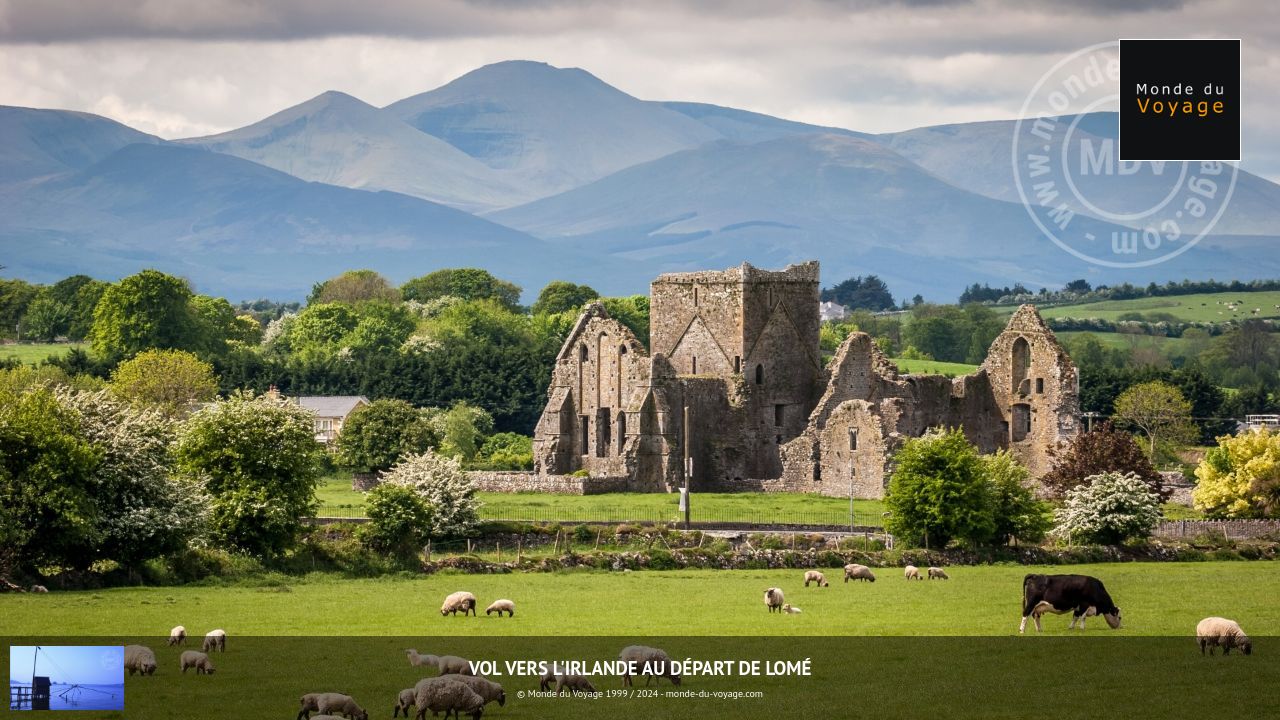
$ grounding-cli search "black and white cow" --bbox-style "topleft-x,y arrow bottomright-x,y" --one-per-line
1020,574 -> 1122,633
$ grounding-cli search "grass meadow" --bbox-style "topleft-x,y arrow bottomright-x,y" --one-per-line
0,341 -> 84,364
1018,291 -> 1280,323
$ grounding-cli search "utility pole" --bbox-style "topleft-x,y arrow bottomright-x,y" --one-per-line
681,404 -> 691,530
1084,411 -> 1099,433
848,428 -> 858,533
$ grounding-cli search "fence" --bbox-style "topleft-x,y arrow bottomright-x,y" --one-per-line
1154,519 -> 1280,540
312,504 -> 886,530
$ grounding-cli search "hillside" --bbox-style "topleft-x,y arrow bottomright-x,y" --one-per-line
999,291 -> 1280,323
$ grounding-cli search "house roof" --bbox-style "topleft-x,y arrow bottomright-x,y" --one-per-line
295,396 -> 369,418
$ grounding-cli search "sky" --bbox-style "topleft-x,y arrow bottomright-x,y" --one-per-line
0,0 -> 1277,178
9,645 -> 124,685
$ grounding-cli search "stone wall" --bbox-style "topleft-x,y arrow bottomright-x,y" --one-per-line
466,471 -> 629,495
1154,519 -> 1280,540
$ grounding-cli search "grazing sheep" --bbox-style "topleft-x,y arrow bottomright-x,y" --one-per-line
202,629 -> 226,653
405,650 -> 475,676
393,688 -> 416,718
123,645 -> 157,676
30,585 -> 48,593
485,599 -> 515,617
413,678 -> 486,720
904,565 -> 923,581
843,564 -> 876,583
782,604 -> 802,614
297,692 -> 369,720
179,650 -> 215,675
441,591 -> 478,617
555,674 -> 597,696
764,587 -> 785,613
619,645 -> 682,687
1196,617 -> 1253,656
168,625 -> 187,646
928,567 -> 950,580
448,675 -> 506,707
803,571 -> 829,587
406,649 -> 439,667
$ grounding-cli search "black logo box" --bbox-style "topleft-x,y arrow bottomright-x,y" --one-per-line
1120,39 -> 1240,162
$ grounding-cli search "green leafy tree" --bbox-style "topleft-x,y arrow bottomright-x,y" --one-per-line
21,293 -> 72,341
1041,422 -> 1164,498
1053,471 -> 1162,544
0,278 -> 38,341
360,483 -> 433,557
90,269 -> 198,359
109,349 -> 218,417
884,429 -> 995,547
335,399 -> 438,473
174,391 -> 321,557
401,268 -> 522,311
983,450 -> 1051,544
378,451 -> 480,538
429,402 -> 494,463
309,269 -> 400,305
600,295 -> 650,348
532,281 -> 600,315
1114,381 -> 1198,458
341,304 -> 416,357
286,303 -> 359,354
1193,429 -> 1280,518
474,432 -> 534,470
820,275 -> 895,311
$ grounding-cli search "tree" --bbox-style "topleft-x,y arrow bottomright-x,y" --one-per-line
110,349 -> 218,417
1053,472 -> 1161,544
474,432 -> 534,470
0,278 -> 38,341
21,293 -> 72,341
532,281 -> 600,315
360,483 -> 433,557
1064,279 -> 1092,293
820,275 -> 895,311
1113,381 -> 1198,457
983,450 -> 1051,544
429,402 -> 495,463
309,269 -> 400,305
600,295 -> 650,348
400,268 -> 522,311
174,391 -> 321,557
378,451 -> 480,538
1193,430 -> 1280,518
884,429 -> 995,547
334,399 -> 438,473
1041,422 -> 1164,498
90,269 -> 198,359
285,303 -> 358,354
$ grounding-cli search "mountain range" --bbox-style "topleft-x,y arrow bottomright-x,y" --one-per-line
2,59 -> 1277,301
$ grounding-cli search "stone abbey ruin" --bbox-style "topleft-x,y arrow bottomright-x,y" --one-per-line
531,262 -> 1079,498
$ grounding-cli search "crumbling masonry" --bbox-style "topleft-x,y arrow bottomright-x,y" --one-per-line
532,262 -> 1079,497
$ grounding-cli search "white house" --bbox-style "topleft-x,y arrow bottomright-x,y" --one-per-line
294,395 -> 369,443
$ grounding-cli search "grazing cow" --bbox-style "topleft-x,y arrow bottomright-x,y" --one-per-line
1020,574 -> 1121,633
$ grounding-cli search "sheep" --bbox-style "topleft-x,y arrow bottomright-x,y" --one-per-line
843,564 -> 876,583
123,645 -> 157,676
448,675 -> 506,708
393,688 -> 416,718
179,650 -> 215,675
297,692 -> 369,720
405,649 -> 474,676
1196,617 -> 1253,656
413,678 -> 486,720
485,599 -> 515,617
904,565 -> 923,581
554,674 -> 597,696
928,567 -> 950,580
441,591 -> 478,617
803,571 -> 828,587
782,604 -> 802,614
168,625 -> 187,646
764,587 -> 785,613
30,585 -> 48,593
202,629 -> 226,653
619,645 -> 682,687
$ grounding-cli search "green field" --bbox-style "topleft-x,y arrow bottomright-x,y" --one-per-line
1057,330 -> 1193,354
1008,291 -> 1280,323
0,341 -> 85,364
889,357 -> 979,376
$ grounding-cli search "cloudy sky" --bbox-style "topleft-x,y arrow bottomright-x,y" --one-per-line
2,0 -> 1276,178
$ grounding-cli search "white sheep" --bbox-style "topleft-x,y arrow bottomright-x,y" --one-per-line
297,692 -> 369,720
619,645 -> 681,687
179,650 -> 215,675
448,675 -> 506,707
764,587 -> 785,613
393,688 -> 416,718
441,591 -> 478,617
555,674 -> 597,696
412,678 -> 486,720
843,564 -> 876,583
928,567 -> 949,580
782,604 -> 802,614
904,565 -> 923,581
405,649 -> 474,676
803,571 -> 828,587
30,585 -> 48,593
168,625 -> 187,646
1196,617 -> 1253,656
124,645 -> 157,676
485,599 -> 515,617
202,629 -> 226,653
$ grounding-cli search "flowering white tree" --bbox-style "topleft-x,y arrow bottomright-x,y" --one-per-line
1053,471 -> 1162,545
380,451 -> 481,538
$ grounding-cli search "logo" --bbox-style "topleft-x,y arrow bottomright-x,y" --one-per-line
1012,41 -> 1237,268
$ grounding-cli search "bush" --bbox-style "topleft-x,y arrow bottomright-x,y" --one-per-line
360,484 -> 432,558
473,432 -> 534,470
379,451 -> 481,539
885,429 -> 994,547
983,450 -> 1051,545
1042,422 -> 1164,498
1053,472 -> 1162,545
1193,429 -> 1280,518
334,398 -> 437,473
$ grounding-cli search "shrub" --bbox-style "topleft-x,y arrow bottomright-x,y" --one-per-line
1053,471 -> 1162,545
361,484 -> 433,557
334,398 -> 437,473
379,451 -> 481,539
473,432 -> 534,470
1193,429 -> 1280,518
1042,422 -> 1164,498
885,429 -> 994,547
983,450 -> 1051,545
